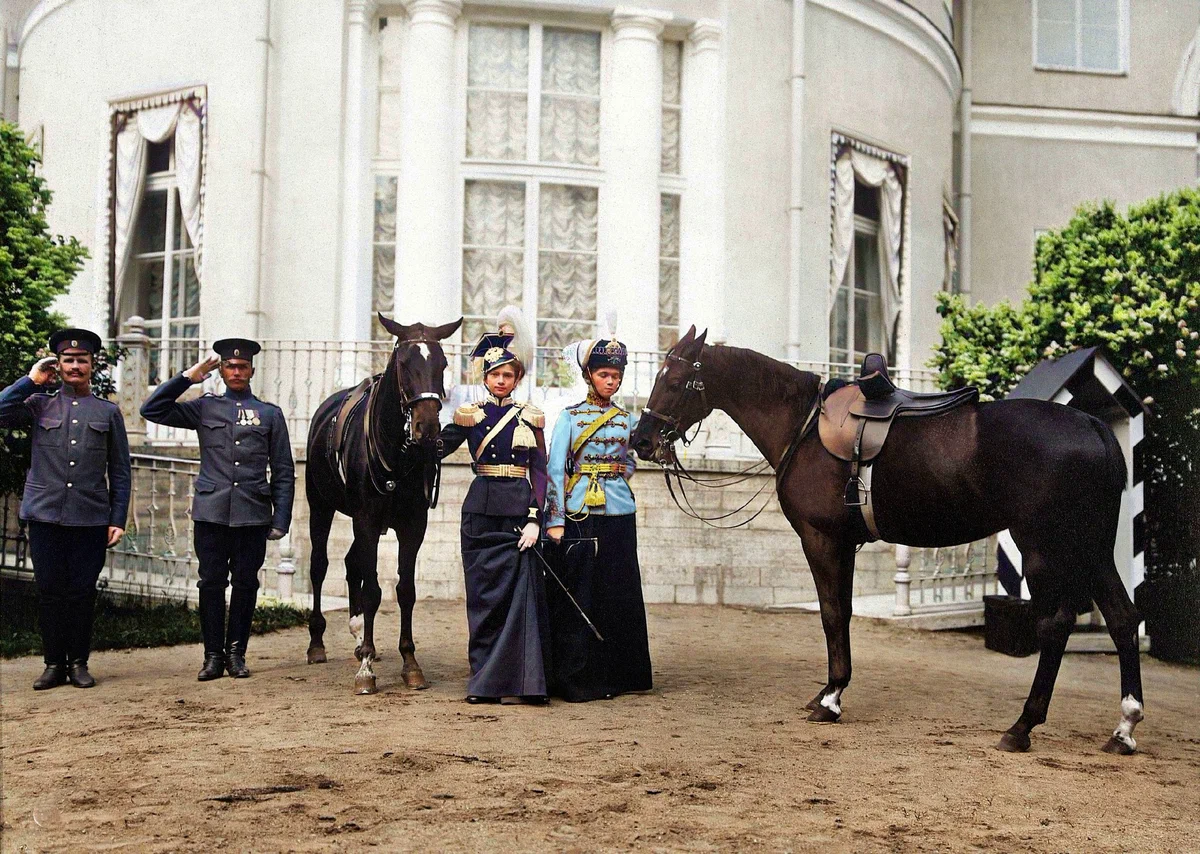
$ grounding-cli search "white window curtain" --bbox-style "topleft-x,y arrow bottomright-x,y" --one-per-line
537,183 -> 598,348
104,91 -> 206,328
540,29 -> 601,166
462,180 -> 526,343
830,148 -> 903,355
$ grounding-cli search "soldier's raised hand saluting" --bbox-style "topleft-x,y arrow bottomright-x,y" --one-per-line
184,355 -> 221,384
28,356 -> 59,386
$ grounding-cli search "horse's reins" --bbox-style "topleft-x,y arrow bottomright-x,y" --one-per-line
642,351 -> 822,529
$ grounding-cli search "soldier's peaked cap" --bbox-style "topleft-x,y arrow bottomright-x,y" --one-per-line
49,328 -> 102,355
213,338 -> 261,362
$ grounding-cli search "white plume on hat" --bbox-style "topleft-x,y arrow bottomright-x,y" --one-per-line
496,305 -> 533,369
561,310 -> 619,369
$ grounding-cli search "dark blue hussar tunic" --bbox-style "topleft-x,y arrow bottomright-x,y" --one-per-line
440,392 -> 550,699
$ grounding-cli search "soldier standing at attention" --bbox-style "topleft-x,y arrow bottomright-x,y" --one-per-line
0,329 -> 131,690
140,339 -> 294,681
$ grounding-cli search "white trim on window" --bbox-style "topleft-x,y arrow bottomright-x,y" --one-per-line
1032,0 -> 1129,76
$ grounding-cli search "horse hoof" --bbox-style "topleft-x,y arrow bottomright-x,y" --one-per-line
996,732 -> 1031,753
354,675 -> 378,695
307,647 -> 327,665
402,670 -> 430,690
806,705 -> 840,723
1101,736 -> 1135,756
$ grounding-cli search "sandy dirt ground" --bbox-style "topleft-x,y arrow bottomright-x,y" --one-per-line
1,601 -> 1197,853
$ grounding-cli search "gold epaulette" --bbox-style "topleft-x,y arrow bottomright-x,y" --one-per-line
517,403 -> 545,429
454,402 -> 485,427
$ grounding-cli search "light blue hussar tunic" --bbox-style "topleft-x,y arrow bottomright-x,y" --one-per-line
545,395 -> 639,528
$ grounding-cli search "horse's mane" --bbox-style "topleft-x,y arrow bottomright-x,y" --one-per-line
704,344 -> 818,407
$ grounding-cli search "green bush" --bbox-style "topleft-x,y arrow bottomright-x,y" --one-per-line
0,121 -> 90,496
1,581 -> 310,658
933,188 -> 1200,660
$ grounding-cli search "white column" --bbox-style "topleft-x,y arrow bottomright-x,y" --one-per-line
599,7 -> 671,353
395,0 -> 462,326
337,0 -> 380,342
787,0 -> 806,359
679,19 -> 725,342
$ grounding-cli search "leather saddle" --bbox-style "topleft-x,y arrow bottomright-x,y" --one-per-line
326,377 -> 374,485
818,354 -> 978,464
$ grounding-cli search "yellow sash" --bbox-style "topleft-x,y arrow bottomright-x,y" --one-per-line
565,406 -> 623,497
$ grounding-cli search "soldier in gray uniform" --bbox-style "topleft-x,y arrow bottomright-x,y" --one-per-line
0,329 -> 131,690
140,338 -> 294,681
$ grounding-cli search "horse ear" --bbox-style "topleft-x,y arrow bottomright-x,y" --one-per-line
427,317 -> 463,341
378,313 -> 410,340
694,329 -> 708,351
678,325 -> 696,348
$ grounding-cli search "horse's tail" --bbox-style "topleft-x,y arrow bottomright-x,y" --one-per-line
1090,416 -> 1127,494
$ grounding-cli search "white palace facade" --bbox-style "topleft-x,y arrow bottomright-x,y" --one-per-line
2,0 -> 1199,379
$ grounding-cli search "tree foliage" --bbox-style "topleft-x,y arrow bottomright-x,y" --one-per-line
933,188 -> 1200,586
0,121 -> 89,495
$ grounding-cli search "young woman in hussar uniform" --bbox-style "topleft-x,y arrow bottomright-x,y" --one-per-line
543,320 -> 652,701
439,307 -> 550,705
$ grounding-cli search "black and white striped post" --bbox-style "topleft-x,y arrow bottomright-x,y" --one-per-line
998,348 -> 1146,604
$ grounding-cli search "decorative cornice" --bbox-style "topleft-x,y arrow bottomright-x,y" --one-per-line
808,0 -> 961,99
612,7 -> 671,42
971,104 -> 1200,149
18,0 -> 74,56
688,19 -> 722,53
402,0 -> 462,28
347,0 -> 380,27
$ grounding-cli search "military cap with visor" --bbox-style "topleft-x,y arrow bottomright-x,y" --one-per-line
49,328 -> 103,355
212,338 -> 262,363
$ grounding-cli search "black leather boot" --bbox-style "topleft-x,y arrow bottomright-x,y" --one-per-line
66,591 -> 98,686
225,587 -> 257,678
66,659 -> 96,688
197,588 -> 227,681
197,653 -> 226,681
33,662 -> 67,690
225,642 -> 250,678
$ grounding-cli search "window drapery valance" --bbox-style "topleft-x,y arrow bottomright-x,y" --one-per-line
829,140 -> 907,357
99,87 -> 206,332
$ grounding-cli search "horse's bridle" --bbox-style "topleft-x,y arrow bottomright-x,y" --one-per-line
641,352 -> 711,448
365,338 -> 448,504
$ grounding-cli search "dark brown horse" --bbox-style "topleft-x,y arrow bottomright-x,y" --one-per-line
305,315 -> 461,694
632,327 -> 1144,754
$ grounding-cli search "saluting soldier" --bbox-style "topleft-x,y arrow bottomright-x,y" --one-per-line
140,339 -> 294,681
0,329 -> 131,690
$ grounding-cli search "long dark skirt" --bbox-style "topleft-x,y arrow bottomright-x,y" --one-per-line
547,514 -> 652,702
461,512 -> 550,699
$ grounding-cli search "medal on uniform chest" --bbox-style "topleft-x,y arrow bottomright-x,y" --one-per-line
237,408 -> 261,426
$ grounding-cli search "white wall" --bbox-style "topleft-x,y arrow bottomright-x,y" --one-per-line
17,0 -> 348,341
796,2 -> 957,369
